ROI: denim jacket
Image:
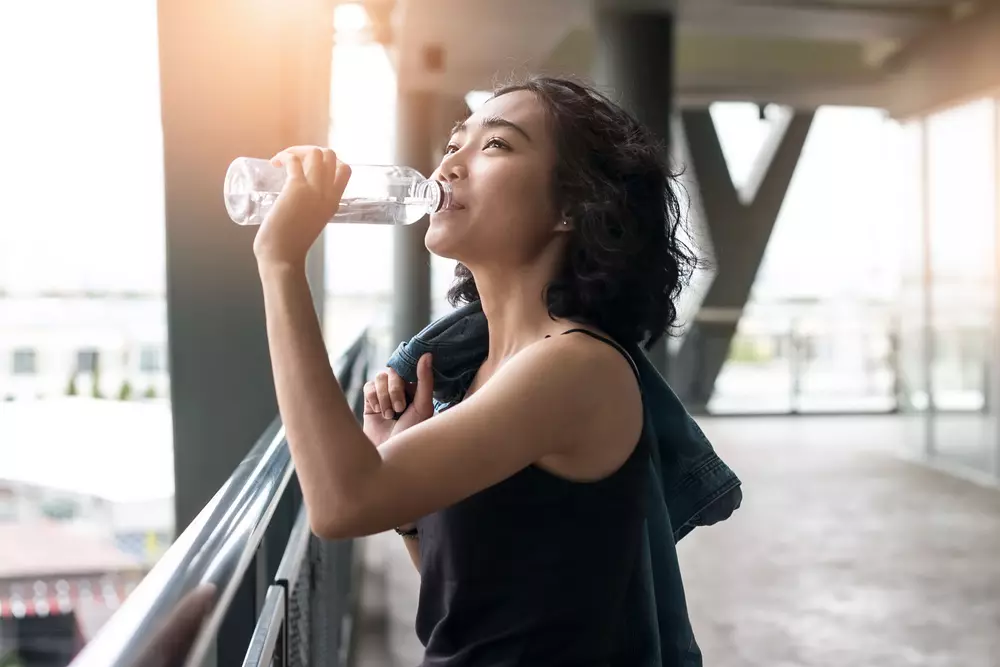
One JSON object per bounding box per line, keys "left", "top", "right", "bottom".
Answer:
{"left": 386, "top": 301, "right": 742, "bottom": 666}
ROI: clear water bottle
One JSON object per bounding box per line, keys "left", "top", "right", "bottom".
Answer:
{"left": 224, "top": 157, "right": 454, "bottom": 226}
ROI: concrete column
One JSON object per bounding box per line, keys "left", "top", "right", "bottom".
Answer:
{"left": 393, "top": 89, "right": 439, "bottom": 345}
{"left": 671, "top": 108, "right": 813, "bottom": 411}
{"left": 158, "top": 2, "right": 333, "bottom": 661}
{"left": 160, "top": 0, "right": 332, "bottom": 533}
{"left": 593, "top": 2, "right": 675, "bottom": 375}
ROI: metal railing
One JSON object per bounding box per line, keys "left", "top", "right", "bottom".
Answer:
{"left": 69, "top": 333, "right": 370, "bottom": 667}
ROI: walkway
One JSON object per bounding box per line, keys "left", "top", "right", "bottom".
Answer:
{"left": 355, "top": 416, "right": 1000, "bottom": 667}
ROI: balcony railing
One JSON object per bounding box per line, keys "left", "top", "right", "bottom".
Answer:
{"left": 69, "top": 332, "right": 371, "bottom": 667}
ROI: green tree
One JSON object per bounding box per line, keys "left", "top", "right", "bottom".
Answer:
{"left": 91, "top": 359, "right": 103, "bottom": 399}
{"left": 0, "top": 650, "right": 26, "bottom": 667}
{"left": 118, "top": 379, "right": 134, "bottom": 401}
{"left": 144, "top": 385, "right": 158, "bottom": 399}
{"left": 66, "top": 373, "right": 79, "bottom": 396}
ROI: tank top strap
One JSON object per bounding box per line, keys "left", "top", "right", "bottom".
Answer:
{"left": 558, "top": 328, "right": 641, "bottom": 387}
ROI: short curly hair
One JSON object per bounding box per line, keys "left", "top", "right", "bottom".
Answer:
{"left": 446, "top": 75, "right": 699, "bottom": 349}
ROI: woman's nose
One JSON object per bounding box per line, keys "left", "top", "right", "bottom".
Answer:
{"left": 436, "top": 153, "right": 467, "bottom": 182}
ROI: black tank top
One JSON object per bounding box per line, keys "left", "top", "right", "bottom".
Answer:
{"left": 414, "top": 330, "right": 649, "bottom": 667}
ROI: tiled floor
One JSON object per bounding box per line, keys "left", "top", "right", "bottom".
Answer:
{"left": 355, "top": 416, "right": 1000, "bottom": 667}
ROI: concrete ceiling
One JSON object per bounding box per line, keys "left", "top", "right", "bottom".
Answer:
{"left": 358, "top": 0, "right": 1000, "bottom": 116}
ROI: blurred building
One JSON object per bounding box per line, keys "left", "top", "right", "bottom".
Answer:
{"left": 0, "top": 519, "right": 147, "bottom": 666}
{"left": 0, "top": 294, "right": 169, "bottom": 403}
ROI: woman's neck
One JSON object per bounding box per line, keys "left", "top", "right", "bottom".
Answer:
{"left": 472, "top": 263, "right": 558, "bottom": 369}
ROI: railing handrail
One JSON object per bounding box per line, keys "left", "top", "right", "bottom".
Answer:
{"left": 69, "top": 333, "right": 370, "bottom": 667}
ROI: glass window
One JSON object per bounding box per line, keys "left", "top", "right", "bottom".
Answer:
{"left": 139, "top": 346, "right": 162, "bottom": 373}
{"left": 0, "top": 486, "right": 17, "bottom": 521}
{"left": 76, "top": 349, "right": 100, "bottom": 374}
{"left": 12, "top": 348, "right": 37, "bottom": 375}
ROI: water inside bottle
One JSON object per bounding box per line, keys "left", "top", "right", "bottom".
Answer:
{"left": 336, "top": 197, "right": 432, "bottom": 225}
{"left": 226, "top": 191, "right": 433, "bottom": 226}
{"left": 226, "top": 191, "right": 278, "bottom": 226}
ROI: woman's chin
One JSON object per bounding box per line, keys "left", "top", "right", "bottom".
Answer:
{"left": 424, "top": 217, "right": 464, "bottom": 260}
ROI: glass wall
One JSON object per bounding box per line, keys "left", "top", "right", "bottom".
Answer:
{"left": 706, "top": 104, "right": 905, "bottom": 414}
{"left": 887, "top": 120, "right": 930, "bottom": 460}
{"left": 924, "top": 98, "right": 998, "bottom": 478}
{"left": 703, "top": 95, "right": 999, "bottom": 483}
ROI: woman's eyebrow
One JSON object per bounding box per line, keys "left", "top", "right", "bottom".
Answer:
{"left": 450, "top": 115, "right": 532, "bottom": 142}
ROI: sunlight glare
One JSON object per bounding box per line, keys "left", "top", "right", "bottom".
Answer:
{"left": 465, "top": 90, "right": 492, "bottom": 111}
{"left": 334, "top": 3, "right": 371, "bottom": 33}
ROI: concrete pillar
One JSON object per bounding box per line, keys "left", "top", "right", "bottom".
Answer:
{"left": 158, "top": 1, "right": 333, "bottom": 661}
{"left": 671, "top": 108, "right": 813, "bottom": 411}
{"left": 593, "top": 2, "right": 675, "bottom": 374}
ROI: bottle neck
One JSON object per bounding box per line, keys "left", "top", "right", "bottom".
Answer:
{"left": 420, "top": 180, "right": 453, "bottom": 214}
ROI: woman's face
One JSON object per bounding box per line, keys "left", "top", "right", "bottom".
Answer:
{"left": 425, "top": 90, "right": 564, "bottom": 266}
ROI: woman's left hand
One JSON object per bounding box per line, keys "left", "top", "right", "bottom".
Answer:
{"left": 253, "top": 146, "right": 352, "bottom": 269}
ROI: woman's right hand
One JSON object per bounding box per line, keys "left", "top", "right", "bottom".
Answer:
{"left": 363, "top": 353, "right": 435, "bottom": 448}
{"left": 364, "top": 354, "right": 434, "bottom": 536}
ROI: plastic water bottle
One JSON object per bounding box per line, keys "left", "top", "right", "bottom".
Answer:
{"left": 224, "top": 157, "right": 454, "bottom": 226}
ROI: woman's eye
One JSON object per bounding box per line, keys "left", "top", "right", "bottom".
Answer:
{"left": 444, "top": 144, "right": 459, "bottom": 155}
{"left": 484, "top": 138, "right": 508, "bottom": 150}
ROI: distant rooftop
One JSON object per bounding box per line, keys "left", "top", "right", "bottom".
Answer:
{"left": 0, "top": 520, "right": 143, "bottom": 580}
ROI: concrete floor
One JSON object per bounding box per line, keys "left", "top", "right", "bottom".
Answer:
{"left": 354, "top": 416, "right": 1000, "bottom": 667}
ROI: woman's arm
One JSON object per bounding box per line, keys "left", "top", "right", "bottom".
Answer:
{"left": 364, "top": 368, "right": 430, "bottom": 575}
{"left": 260, "top": 261, "right": 637, "bottom": 538}
{"left": 253, "top": 146, "right": 641, "bottom": 541}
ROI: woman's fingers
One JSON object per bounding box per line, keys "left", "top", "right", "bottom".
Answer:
{"left": 302, "top": 147, "right": 325, "bottom": 193}
{"left": 374, "top": 372, "right": 394, "bottom": 420}
{"left": 321, "top": 149, "right": 341, "bottom": 200}
{"left": 387, "top": 368, "right": 407, "bottom": 414}
{"left": 332, "top": 160, "right": 352, "bottom": 202}
{"left": 272, "top": 146, "right": 337, "bottom": 194}
{"left": 363, "top": 380, "right": 380, "bottom": 415}
{"left": 271, "top": 151, "right": 305, "bottom": 183}
{"left": 364, "top": 368, "right": 417, "bottom": 421}
{"left": 412, "top": 354, "right": 434, "bottom": 418}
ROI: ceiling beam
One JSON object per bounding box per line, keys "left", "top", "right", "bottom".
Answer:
{"left": 882, "top": 1, "right": 1000, "bottom": 117}
{"left": 678, "top": 0, "right": 947, "bottom": 42}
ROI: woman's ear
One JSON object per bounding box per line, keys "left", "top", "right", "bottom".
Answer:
{"left": 556, "top": 212, "right": 574, "bottom": 232}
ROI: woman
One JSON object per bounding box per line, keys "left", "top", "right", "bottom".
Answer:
{"left": 253, "top": 75, "right": 697, "bottom": 666}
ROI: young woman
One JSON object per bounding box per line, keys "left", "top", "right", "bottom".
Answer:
{"left": 252, "top": 76, "right": 697, "bottom": 666}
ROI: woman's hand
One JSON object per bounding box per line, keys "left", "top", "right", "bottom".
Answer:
{"left": 363, "top": 353, "right": 435, "bottom": 448}
{"left": 364, "top": 354, "right": 434, "bottom": 536}
{"left": 253, "top": 146, "right": 352, "bottom": 270}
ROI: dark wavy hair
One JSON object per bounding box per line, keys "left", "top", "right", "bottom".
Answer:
{"left": 447, "top": 75, "right": 699, "bottom": 349}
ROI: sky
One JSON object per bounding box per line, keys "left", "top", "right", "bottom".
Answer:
{"left": 0, "top": 1, "right": 989, "bottom": 304}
